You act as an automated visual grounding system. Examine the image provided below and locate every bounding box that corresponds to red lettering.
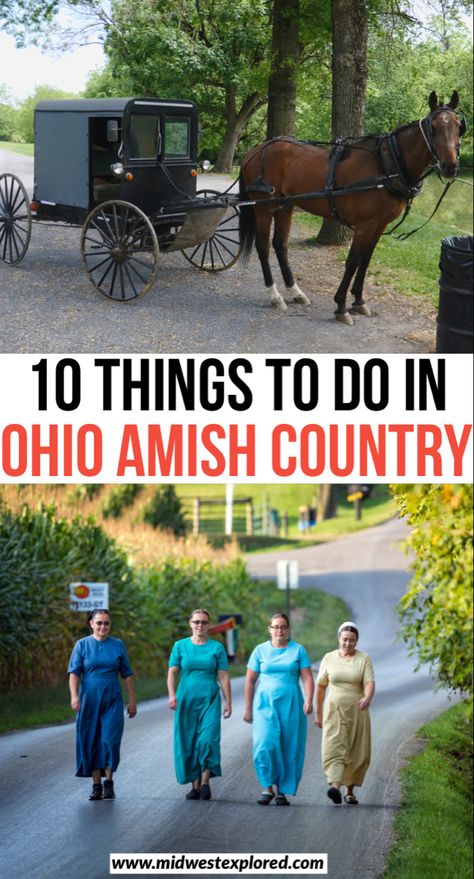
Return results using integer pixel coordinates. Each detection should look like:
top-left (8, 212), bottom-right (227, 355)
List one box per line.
top-left (272, 424), bottom-right (296, 476)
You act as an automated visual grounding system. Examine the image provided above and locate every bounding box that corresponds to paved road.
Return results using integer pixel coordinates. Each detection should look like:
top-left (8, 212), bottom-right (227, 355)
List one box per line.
top-left (0, 518), bottom-right (452, 879)
top-left (0, 151), bottom-right (435, 353)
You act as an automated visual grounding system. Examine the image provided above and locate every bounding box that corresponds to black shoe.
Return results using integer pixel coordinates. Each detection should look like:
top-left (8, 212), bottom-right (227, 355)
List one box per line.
top-left (327, 787), bottom-right (342, 805)
top-left (200, 783), bottom-right (211, 800)
top-left (103, 780), bottom-right (115, 799)
top-left (275, 794), bottom-right (290, 805)
top-left (185, 787), bottom-right (200, 800)
top-left (89, 783), bottom-right (103, 800)
top-left (257, 792), bottom-right (275, 805)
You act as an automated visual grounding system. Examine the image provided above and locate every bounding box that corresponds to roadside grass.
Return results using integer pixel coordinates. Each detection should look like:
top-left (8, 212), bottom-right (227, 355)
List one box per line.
top-left (0, 579), bottom-right (348, 734)
top-left (381, 701), bottom-right (473, 879)
top-left (293, 171), bottom-right (473, 301)
top-left (0, 141), bottom-right (33, 156)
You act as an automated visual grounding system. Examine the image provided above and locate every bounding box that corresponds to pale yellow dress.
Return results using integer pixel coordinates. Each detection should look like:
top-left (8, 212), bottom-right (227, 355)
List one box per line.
top-left (317, 649), bottom-right (375, 787)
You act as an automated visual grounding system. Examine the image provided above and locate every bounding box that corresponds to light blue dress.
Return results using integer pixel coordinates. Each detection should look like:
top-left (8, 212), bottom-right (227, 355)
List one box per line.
top-left (68, 635), bottom-right (133, 778)
top-left (169, 637), bottom-right (229, 785)
top-left (248, 640), bottom-right (312, 795)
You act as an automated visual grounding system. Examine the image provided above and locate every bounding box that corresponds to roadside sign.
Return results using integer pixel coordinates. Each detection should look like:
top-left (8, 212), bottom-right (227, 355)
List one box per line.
top-left (70, 582), bottom-right (109, 612)
top-left (277, 560), bottom-right (299, 590)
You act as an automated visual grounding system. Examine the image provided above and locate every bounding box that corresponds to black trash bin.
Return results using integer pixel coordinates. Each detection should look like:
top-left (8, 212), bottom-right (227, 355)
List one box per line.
top-left (436, 235), bottom-right (473, 353)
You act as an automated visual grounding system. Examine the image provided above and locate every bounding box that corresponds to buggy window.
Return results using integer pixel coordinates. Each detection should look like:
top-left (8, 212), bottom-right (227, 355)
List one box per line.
top-left (129, 114), bottom-right (160, 159)
top-left (164, 117), bottom-right (191, 158)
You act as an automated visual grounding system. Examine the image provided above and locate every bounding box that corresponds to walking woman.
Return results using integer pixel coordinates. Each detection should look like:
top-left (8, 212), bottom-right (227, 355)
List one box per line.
top-left (315, 621), bottom-right (375, 805)
top-left (243, 612), bottom-right (314, 805)
top-left (68, 608), bottom-right (137, 800)
top-left (167, 608), bottom-right (232, 800)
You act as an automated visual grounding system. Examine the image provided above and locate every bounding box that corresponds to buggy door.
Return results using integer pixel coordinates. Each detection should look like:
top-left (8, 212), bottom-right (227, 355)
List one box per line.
top-left (121, 100), bottom-right (197, 215)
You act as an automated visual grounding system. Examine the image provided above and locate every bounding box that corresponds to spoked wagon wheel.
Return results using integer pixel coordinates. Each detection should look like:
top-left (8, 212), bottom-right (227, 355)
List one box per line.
top-left (181, 188), bottom-right (240, 272)
top-left (81, 200), bottom-right (159, 301)
top-left (0, 173), bottom-right (32, 265)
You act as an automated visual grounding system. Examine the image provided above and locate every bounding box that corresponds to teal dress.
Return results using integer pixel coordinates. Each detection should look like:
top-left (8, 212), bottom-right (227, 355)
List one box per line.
top-left (68, 635), bottom-right (133, 778)
top-left (247, 640), bottom-right (312, 795)
top-left (169, 637), bottom-right (229, 785)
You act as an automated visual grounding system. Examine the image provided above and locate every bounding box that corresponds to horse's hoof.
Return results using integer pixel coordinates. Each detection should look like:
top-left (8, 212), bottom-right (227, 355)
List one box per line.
top-left (271, 297), bottom-right (288, 313)
top-left (350, 304), bottom-right (371, 316)
top-left (287, 284), bottom-right (311, 305)
top-left (335, 312), bottom-right (354, 326)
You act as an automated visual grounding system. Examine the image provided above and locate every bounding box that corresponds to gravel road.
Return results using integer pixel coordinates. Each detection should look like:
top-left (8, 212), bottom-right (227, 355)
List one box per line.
top-left (0, 151), bottom-right (437, 353)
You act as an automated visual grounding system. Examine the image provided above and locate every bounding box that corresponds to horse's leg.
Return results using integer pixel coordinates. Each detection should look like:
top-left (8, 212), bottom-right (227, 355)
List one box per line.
top-left (333, 242), bottom-right (361, 325)
top-left (255, 209), bottom-right (287, 312)
top-left (272, 209), bottom-right (311, 305)
top-left (334, 226), bottom-right (381, 324)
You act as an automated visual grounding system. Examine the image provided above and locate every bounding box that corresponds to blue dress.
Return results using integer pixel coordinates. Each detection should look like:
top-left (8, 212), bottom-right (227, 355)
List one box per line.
top-left (247, 640), bottom-right (312, 795)
top-left (169, 637), bottom-right (228, 785)
top-left (68, 635), bottom-right (134, 778)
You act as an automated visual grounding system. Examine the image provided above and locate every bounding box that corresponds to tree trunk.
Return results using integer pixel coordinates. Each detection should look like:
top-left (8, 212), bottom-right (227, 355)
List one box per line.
top-left (316, 0), bottom-right (368, 246)
top-left (317, 485), bottom-right (338, 521)
top-left (214, 90), bottom-right (266, 172)
top-left (266, 0), bottom-right (300, 138)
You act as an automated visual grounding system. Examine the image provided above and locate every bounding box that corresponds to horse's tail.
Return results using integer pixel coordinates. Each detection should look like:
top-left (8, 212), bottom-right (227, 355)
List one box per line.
top-left (238, 171), bottom-right (256, 263)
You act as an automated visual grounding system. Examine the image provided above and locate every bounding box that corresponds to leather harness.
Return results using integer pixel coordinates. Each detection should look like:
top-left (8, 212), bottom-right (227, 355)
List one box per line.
top-left (242, 107), bottom-right (464, 228)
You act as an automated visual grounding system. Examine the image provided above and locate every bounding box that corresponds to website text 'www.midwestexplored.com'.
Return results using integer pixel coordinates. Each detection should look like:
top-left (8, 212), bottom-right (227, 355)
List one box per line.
top-left (110, 853), bottom-right (328, 875)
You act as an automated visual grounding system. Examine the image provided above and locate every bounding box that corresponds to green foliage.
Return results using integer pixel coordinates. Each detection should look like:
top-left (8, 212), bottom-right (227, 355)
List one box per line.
top-left (365, 19), bottom-right (472, 152)
top-left (0, 501), bottom-right (137, 690)
top-left (135, 555), bottom-right (263, 672)
top-left (0, 1), bottom-right (59, 45)
top-left (12, 84), bottom-right (79, 143)
top-left (0, 86), bottom-right (17, 141)
top-left (392, 485), bottom-right (473, 704)
top-left (0, 497), bottom-right (267, 692)
top-left (67, 484), bottom-right (104, 504)
top-left (101, 484), bottom-right (143, 519)
top-left (142, 485), bottom-right (186, 536)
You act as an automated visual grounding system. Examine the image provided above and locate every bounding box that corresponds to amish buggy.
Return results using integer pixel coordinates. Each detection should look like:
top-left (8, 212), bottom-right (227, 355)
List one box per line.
top-left (0, 97), bottom-right (241, 301)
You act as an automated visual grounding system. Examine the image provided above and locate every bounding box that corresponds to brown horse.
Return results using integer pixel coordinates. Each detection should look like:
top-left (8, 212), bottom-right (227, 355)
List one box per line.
top-left (239, 91), bottom-right (465, 323)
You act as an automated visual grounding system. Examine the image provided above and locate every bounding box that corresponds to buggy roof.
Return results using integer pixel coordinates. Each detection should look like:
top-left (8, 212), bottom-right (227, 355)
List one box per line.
top-left (35, 98), bottom-right (197, 114)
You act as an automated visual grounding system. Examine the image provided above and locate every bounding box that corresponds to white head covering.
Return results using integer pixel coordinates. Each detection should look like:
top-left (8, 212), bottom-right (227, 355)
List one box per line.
top-left (338, 621), bottom-right (358, 635)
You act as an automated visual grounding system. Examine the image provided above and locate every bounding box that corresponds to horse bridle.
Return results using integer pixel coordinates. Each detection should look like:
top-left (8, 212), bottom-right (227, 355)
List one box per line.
top-left (418, 106), bottom-right (467, 173)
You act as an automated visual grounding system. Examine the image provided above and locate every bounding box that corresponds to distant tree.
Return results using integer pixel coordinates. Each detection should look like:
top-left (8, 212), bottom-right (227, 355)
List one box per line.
top-left (97, 0), bottom-right (270, 171)
top-left (392, 484), bottom-right (473, 706)
top-left (0, 86), bottom-right (17, 141)
top-left (143, 486), bottom-right (187, 537)
top-left (14, 85), bottom-right (78, 143)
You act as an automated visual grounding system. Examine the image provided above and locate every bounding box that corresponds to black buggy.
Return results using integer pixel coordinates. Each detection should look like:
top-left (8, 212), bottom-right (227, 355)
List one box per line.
top-left (0, 97), bottom-right (240, 301)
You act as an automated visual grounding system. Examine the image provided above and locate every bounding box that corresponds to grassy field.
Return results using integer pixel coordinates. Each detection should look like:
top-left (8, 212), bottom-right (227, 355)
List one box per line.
top-left (0, 578), bottom-right (348, 734)
top-left (381, 701), bottom-right (473, 879)
top-left (0, 141), bottom-right (33, 156)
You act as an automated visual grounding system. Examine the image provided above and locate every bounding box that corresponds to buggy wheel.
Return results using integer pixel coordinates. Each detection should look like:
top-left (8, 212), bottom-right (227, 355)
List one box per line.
top-left (81, 200), bottom-right (159, 301)
top-left (0, 173), bottom-right (32, 265)
top-left (181, 188), bottom-right (240, 272)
